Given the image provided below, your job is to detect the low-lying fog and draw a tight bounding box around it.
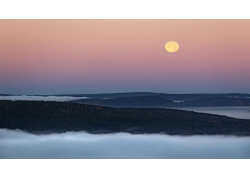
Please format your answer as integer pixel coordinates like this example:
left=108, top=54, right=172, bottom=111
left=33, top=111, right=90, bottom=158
left=1, top=129, right=249, bottom=159
left=0, top=95, right=88, bottom=101
left=170, top=107, right=250, bottom=120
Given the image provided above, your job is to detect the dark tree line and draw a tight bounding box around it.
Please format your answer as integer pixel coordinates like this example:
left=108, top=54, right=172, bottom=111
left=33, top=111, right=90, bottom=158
left=1, top=100, right=250, bottom=135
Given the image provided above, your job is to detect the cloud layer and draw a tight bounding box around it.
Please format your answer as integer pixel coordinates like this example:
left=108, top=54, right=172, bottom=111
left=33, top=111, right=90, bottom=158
left=0, top=129, right=250, bottom=159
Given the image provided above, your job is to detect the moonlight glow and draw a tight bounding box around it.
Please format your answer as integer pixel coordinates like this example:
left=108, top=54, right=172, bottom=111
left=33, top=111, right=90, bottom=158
left=165, top=41, right=179, bottom=52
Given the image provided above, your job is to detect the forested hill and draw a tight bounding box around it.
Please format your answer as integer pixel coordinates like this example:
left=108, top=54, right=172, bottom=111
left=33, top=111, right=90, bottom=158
left=55, top=92, right=250, bottom=101
left=1, top=100, right=250, bottom=136
left=73, top=96, right=250, bottom=107
left=181, top=97, right=250, bottom=107
left=73, top=96, right=175, bottom=107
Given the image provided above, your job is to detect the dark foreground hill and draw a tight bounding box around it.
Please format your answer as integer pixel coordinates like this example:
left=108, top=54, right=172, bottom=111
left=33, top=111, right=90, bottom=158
left=73, top=96, right=250, bottom=107
left=1, top=100, right=250, bottom=136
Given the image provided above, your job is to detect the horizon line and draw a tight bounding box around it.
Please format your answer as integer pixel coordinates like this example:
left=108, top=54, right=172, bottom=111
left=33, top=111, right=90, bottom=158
left=1, top=92, right=250, bottom=96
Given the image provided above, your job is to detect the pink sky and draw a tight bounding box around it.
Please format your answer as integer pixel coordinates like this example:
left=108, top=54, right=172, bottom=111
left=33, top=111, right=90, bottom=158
left=0, top=20, right=250, bottom=94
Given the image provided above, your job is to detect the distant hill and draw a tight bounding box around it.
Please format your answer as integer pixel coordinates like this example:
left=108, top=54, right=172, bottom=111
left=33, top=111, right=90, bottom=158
left=73, top=96, right=175, bottom=107
left=73, top=96, right=250, bottom=107
left=55, top=92, right=250, bottom=101
left=2, top=92, right=250, bottom=101
left=1, top=100, right=250, bottom=136
left=181, top=97, right=250, bottom=107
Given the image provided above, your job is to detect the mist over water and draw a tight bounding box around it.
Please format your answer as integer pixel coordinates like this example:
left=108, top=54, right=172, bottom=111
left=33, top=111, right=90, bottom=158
left=0, top=95, right=88, bottom=102
left=170, top=107, right=250, bottom=120
left=1, top=129, right=249, bottom=159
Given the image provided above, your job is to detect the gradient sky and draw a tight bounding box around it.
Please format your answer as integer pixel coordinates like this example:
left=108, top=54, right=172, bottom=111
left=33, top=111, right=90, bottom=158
left=1, top=20, right=250, bottom=95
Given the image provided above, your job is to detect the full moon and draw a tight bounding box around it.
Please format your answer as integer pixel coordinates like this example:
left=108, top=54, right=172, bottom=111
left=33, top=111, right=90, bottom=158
left=165, top=41, right=179, bottom=53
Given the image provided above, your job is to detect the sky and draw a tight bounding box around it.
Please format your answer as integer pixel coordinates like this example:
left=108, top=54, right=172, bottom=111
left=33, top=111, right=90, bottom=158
left=0, top=20, right=250, bottom=95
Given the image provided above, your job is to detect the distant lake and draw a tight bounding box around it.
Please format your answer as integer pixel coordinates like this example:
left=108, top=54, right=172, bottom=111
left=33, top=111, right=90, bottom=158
left=169, top=107, right=250, bottom=120
left=0, top=129, right=249, bottom=159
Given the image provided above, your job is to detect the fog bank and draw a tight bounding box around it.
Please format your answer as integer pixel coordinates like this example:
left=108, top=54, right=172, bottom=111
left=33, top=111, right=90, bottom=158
left=170, top=107, right=250, bottom=120
left=1, top=129, right=250, bottom=159
left=0, top=95, right=88, bottom=102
